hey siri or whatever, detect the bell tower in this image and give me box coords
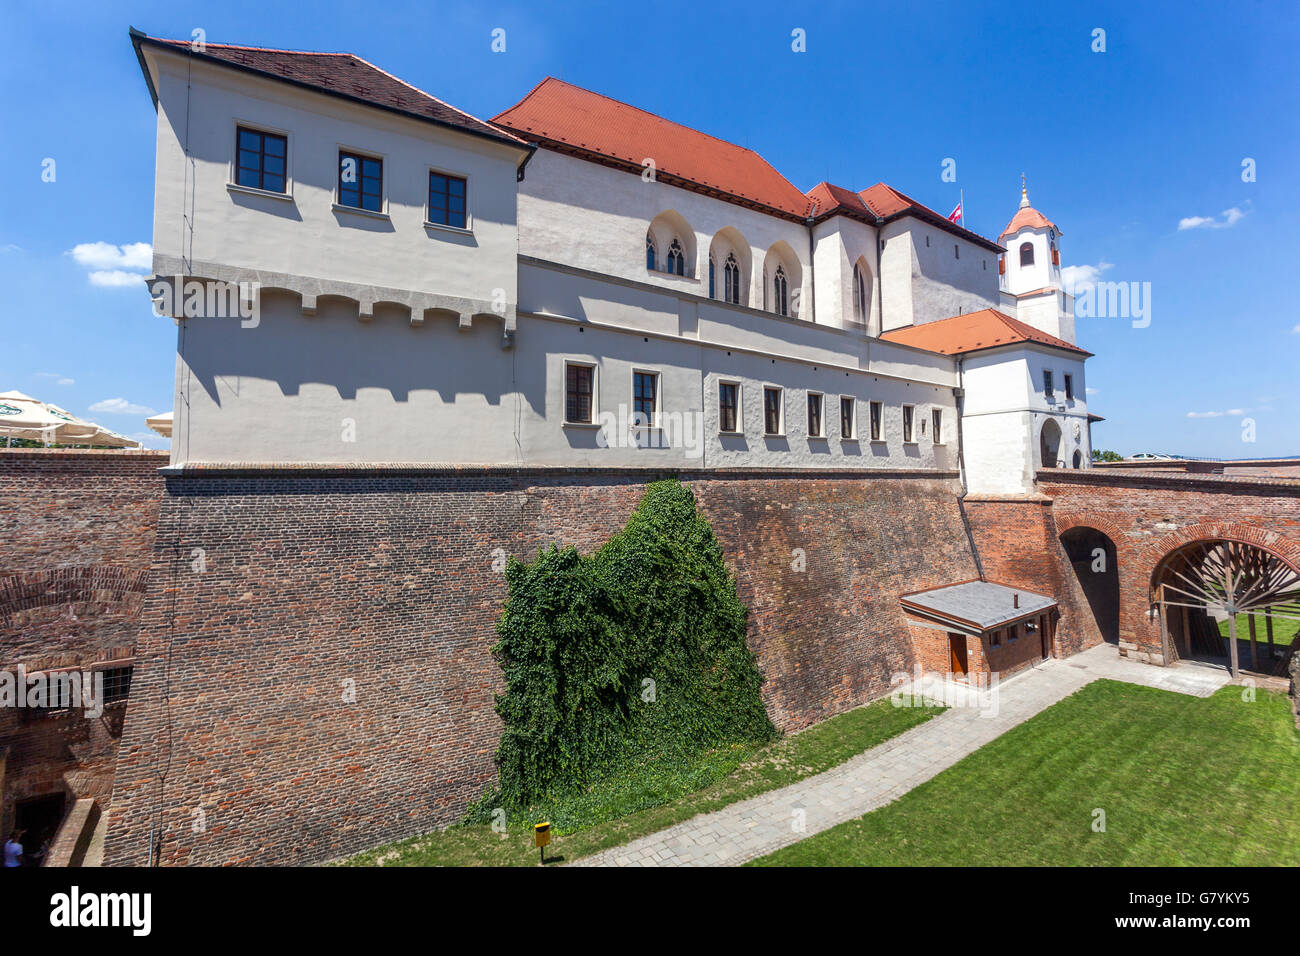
[998,176,1074,343]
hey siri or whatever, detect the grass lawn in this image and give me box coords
[752,680,1300,866]
[341,696,944,866]
[1217,614,1298,647]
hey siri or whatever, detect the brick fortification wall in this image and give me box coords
[0,451,167,834]
[1037,469,1300,663]
[103,467,981,866]
[962,494,1105,662]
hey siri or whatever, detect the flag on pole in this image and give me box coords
[947,201,962,224]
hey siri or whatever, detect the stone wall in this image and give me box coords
[103,466,980,866]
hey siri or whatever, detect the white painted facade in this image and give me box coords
[136,38,1094,494]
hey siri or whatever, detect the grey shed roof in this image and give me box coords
[900,580,1056,631]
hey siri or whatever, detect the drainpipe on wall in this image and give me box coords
[954,355,986,582]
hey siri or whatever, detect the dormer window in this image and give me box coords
[1020,242,1035,267]
[666,238,686,276]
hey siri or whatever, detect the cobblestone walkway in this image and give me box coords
[573,645,1230,867]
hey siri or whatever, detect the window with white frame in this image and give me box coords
[564,362,595,424]
[807,393,824,437]
[719,381,740,433]
[869,400,883,441]
[840,397,855,439]
[632,371,659,427]
[902,404,915,443]
[763,387,783,435]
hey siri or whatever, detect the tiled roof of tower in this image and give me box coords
[492,77,815,218]
[880,308,1091,357]
[1000,205,1058,239]
[132,32,527,148]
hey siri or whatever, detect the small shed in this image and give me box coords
[900,580,1058,679]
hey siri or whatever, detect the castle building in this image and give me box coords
[131,32,1093,494]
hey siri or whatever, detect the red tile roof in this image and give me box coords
[1000,205,1057,240]
[132,32,526,147]
[807,181,1003,252]
[880,308,1091,357]
[492,77,814,218]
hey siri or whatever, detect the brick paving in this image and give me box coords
[573,645,1230,867]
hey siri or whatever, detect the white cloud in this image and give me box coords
[1178,206,1248,231]
[1060,260,1112,295]
[34,372,75,386]
[1085,387,1098,396]
[0,243,21,254]
[67,241,151,288]
[89,397,157,416]
[69,241,152,270]
[1291,324,1300,334]
[88,269,148,288]
[1186,409,1246,419]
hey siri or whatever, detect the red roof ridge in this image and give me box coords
[350,53,527,143]
[495,76,772,158]
[148,35,354,56]
[879,307,1091,357]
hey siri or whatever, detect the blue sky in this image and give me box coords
[1,0,1296,456]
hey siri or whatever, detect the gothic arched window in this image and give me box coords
[852,263,867,322]
[646,234,657,271]
[1020,241,1034,267]
[709,256,716,298]
[772,265,789,316]
[724,253,740,304]
[666,238,685,276]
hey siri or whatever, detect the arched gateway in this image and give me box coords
[1151,538,1300,677]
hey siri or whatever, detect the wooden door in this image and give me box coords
[949,634,967,676]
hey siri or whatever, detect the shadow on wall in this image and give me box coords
[183,291,537,410]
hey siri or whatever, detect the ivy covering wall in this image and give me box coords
[482,479,776,822]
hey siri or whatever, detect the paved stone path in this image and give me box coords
[573,645,1230,867]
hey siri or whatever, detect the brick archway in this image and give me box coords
[1142,521,1300,598]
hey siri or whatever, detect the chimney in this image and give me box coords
[1013,593,1020,609]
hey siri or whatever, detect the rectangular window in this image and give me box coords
[99,666,133,706]
[763,387,782,435]
[1064,374,1074,401]
[235,126,287,193]
[338,150,383,212]
[719,382,739,433]
[902,404,915,443]
[990,629,1002,648]
[840,397,854,439]
[428,171,467,228]
[1043,370,1055,400]
[633,371,658,427]
[565,363,593,424]
[869,401,883,441]
[932,408,943,444]
[807,393,823,437]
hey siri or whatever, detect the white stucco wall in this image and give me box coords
[146,48,525,312]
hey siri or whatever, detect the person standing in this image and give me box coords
[3,831,22,868]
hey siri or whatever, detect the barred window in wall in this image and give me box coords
[932,408,943,444]
[566,364,593,423]
[869,401,882,441]
[840,397,854,438]
[666,239,686,276]
[100,666,133,705]
[633,372,657,427]
[724,253,741,304]
[902,404,915,442]
[773,266,789,316]
[719,382,738,433]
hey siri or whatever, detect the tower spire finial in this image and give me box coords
[1019,172,1030,209]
